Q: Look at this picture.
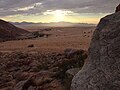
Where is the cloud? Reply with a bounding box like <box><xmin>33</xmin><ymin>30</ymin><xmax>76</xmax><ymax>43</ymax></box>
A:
<box><xmin>0</xmin><ymin>0</ymin><xmax>119</xmax><ymax>17</ymax></box>
<box><xmin>43</xmin><ymin>10</ymin><xmax>75</xmax><ymax>16</ymax></box>
<box><xmin>41</xmin><ymin>0</ymin><xmax>119</xmax><ymax>13</ymax></box>
<box><xmin>0</xmin><ymin>0</ymin><xmax>41</xmax><ymax>9</ymax></box>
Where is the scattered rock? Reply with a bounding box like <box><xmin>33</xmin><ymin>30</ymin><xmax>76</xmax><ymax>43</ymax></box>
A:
<box><xmin>83</xmin><ymin>32</ymin><xmax>86</xmax><ymax>34</ymax></box>
<box><xmin>0</xmin><ymin>49</ymin><xmax>87</xmax><ymax>90</ymax></box>
<box><xmin>14</xmin><ymin>71</ymin><xmax>64</xmax><ymax>90</ymax></box>
<box><xmin>83</xmin><ymin>35</ymin><xmax>86</xmax><ymax>37</ymax></box>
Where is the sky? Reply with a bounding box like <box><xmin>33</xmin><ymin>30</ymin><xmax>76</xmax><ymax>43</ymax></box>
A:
<box><xmin>0</xmin><ymin>0</ymin><xmax>119</xmax><ymax>24</ymax></box>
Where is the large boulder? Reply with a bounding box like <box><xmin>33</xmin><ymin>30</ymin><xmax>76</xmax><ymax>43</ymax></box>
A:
<box><xmin>71</xmin><ymin>12</ymin><xmax>120</xmax><ymax>89</ymax></box>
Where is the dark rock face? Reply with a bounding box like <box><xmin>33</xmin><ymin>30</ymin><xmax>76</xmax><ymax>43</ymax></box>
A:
<box><xmin>115</xmin><ymin>4</ymin><xmax>120</xmax><ymax>12</ymax></box>
<box><xmin>71</xmin><ymin>12</ymin><xmax>120</xmax><ymax>90</ymax></box>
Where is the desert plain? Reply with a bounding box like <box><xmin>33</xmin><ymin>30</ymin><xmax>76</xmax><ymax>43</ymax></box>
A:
<box><xmin>0</xmin><ymin>26</ymin><xmax>95</xmax><ymax>53</ymax></box>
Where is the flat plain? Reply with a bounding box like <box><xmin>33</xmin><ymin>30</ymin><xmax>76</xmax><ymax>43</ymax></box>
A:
<box><xmin>0</xmin><ymin>27</ymin><xmax>95</xmax><ymax>53</ymax></box>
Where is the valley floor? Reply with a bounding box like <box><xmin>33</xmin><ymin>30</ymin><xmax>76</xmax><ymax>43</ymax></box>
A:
<box><xmin>0</xmin><ymin>27</ymin><xmax>95</xmax><ymax>53</ymax></box>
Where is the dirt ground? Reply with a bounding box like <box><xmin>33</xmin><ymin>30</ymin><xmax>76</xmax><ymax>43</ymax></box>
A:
<box><xmin>0</xmin><ymin>27</ymin><xmax>95</xmax><ymax>53</ymax></box>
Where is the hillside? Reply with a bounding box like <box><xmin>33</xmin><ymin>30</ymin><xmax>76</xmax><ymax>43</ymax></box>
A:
<box><xmin>0</xmin><ymin>19</ymin><xmax>29</xmax><ymax>40</ymax></box>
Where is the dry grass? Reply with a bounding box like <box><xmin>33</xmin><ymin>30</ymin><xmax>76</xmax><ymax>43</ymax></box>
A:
<box><xmin>0</xmin><ymin>27</ymin><xmax>95</xmax><ymax>53</ymax></box>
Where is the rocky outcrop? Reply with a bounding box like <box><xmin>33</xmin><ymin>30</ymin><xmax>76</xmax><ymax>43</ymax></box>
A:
<box><xmin>115</xmin><ymin>4</ymin><xmax>120</xmax><ymax>12</ymax></box>
<box><xmin>71</xmin><ymin>12</ymin><xmax>120</xmax><ymax>89</ymax></box>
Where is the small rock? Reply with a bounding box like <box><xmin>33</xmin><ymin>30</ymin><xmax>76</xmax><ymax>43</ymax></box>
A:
<box><xmin>28</xmin><ymin>44</ymin><xmax>34</xmax><ymax>48</ymax></box>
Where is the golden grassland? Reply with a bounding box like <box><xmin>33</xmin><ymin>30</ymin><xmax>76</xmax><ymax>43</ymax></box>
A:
<box><xmin>0</xmin><ymin>27</ymin><xmax>95</xmax><ymax>53</ymax></box>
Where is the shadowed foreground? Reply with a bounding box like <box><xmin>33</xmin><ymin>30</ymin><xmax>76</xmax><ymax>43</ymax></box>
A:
<box><xmin>0</xmin><ymin>49</ymin><xmax>87</xmax><ymax>90</ymax></box>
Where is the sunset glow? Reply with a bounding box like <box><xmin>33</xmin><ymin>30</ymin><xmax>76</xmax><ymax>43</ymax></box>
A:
<box><xmin>0</xmin><ymin>0</ymin><xmax>118</xmax><ymax>24</ymax></box>
<box><xmin>53</xmin><ymin>10</ymin><xmax>65</xmax><ymax>22</ymax></box>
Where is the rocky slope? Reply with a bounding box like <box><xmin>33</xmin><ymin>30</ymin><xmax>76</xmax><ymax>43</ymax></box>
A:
<box><xmin>71</xmin><ymin>10</ymin><xmax>120</xmax><ymax>89</ymax></box>
<box><xmin>0</xmin><ymin>49</ymin><xmax>87</xmax><ymax>90</ymax></box>
<box><xmin>0</xmin><ymin>19</ymin><xmax>29</xmax><ymax>41</ymax></box>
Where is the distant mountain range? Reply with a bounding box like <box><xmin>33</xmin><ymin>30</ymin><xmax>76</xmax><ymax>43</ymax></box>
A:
<box><xmin>0</xmin><ymin>19</ymin><xmax>29</xmax><ymax>41</ymax></box>
<box><xmin>0</xmin><ymin>19</ymin><xmax>96</xmax><ymax>41</ymax></box>
<box><xmin>12</xmin><ymin>21</ymin><xmax>96</xmax><ymax>27</ymax></box>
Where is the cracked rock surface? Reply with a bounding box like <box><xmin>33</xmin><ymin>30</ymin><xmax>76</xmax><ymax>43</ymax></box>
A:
<box><xmin>71</xmin><ymin>12</ymin><xmax>120</xmax><ymax>90</ymax></box>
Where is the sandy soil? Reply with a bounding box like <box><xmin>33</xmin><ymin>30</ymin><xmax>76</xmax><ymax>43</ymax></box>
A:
<box><xmin>0</xmin><ymin>27</ymin><xmax>95</xmax><ymax>53</ymax></box>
